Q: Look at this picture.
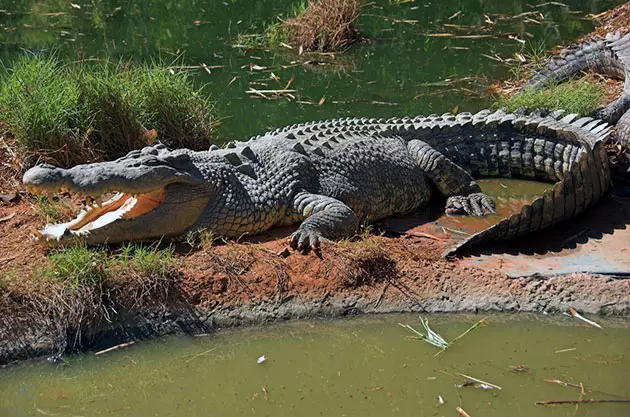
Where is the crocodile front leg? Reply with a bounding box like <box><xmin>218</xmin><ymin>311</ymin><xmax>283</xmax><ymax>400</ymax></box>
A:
<box><xmin>289</xmin><ymin>192</ymin><xmax>360</xmax><ymax>251</ymax></box>
<box><xmin>407</xmin><ymin>139</ymin><xmax>496</xmax><ymax>216</ymax></box>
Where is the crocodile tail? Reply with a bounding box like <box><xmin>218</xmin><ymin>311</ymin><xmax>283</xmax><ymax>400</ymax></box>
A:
<box><xmin>524</xmin><ymin>32</ymin><xmax>626</xmax><ymax>90</ymax></box>
<box><xmin>602</xmin><ymin>33</ymin><xmax>630</xmax><ymax>136</ymax></box>
<box><xmin>443</xmin><ymin>114</ymin><xmax>612</xmax><ymax>258</ymax></box>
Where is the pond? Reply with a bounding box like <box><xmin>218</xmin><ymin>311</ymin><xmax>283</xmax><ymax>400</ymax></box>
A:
<box><xmin>0</xmin><ymin>0</ymin><xmax>621</xmax><ymax>142</ymax></box>
<box><xmin>1</xmin><ymin>314</ymin><xmax>629</xmax><ymax>416</ymax></box>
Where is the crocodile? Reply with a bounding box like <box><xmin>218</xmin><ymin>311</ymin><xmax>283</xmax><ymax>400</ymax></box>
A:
<box><xmin>523</xmin><ymin>31</ymin><xmax>630</xmax><ymax>146</ymax></box>
<box><xmin>22</xmin><ymin>109</ymin><xmax>611</xmax><ymax>257</ymax></box>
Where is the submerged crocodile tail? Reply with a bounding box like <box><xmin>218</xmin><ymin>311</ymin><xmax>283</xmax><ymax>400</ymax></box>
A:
<box><xmin>524</xmin><ymin>32</ymin><xmax>626</xmax><ymax>91</ymax></box>
<box><xmin>443</xmin><ymin>112</ymin><xmax>612</xmax><ymax>258</ymax></box>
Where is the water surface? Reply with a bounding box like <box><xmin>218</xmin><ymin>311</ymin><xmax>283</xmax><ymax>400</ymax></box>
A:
<box><xmin>0</xmin><ymin>0</ymin><xmax>621</xmax><ymax>141</ymax></box>
<box><xmin>1</xmin><ymin>314</ymin><xmax>629</xmax><ymax>416</ymax></box>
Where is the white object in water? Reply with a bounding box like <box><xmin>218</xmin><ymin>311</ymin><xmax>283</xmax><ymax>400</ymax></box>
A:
<box><xmin>257</xmin><ymin>355</ymin><xmax>267</xmax><ymax>364</ymax></box>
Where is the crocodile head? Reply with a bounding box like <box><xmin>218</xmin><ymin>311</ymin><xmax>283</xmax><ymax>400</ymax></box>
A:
<box><xmin>22</xmin><ymin>144</ymin><xmax>211</xmax><ymax>245</ymax></box>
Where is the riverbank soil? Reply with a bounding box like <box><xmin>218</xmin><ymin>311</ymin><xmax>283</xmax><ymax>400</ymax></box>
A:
<box><xmin>2</xmin><ymin>5</ymin><xmax>630</xmax><ymax>363</ymax></box>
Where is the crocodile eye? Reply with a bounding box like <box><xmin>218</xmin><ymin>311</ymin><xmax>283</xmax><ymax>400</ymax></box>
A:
<box><xmin>164</xmin><ymin>153</ymin><xmax>191</xmax><ymax>167</ymax></box>
<box><xmin>142</xmin><ymin>157</ymin><xmax>162</xmax><ymax>166</ymax></box>
<box><xmin>120</xmin><ymin>150</ymin><xmax>141</xmax><ymax>161</ymax></box>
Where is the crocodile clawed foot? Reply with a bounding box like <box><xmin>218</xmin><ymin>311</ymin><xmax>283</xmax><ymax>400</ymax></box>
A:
<box><xmin>289</xmin><ymin>229</ymin><xmax>325</xmax><ymax>253</ymax></box>
<box><xmin>445</xmin><ymin>193</ymin><xmax>496</xmax><ymax>216</ymax></box>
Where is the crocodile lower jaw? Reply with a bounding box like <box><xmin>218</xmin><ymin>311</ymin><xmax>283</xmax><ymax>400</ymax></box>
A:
<box><xmin>35</xmin><ymin>188</ymin><xmax>166</xmax><ymax>242</ymax></box>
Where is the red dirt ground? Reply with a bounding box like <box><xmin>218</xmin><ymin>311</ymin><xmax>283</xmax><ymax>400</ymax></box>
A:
<box><xmin>2</xmin><ymin>181</ymin><xmax>629</xmax><ymax>320</ymax></box>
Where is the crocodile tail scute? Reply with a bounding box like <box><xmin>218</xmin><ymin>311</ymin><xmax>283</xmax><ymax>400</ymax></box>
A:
<box><xmin>524</xmin><ymin>33</ymin><xmax>625</xmax><ymax>91</ymax></box>
<box><xmin>443</xmin><ymin>116</ymin><xmax>612</xmax><ymax>258</ymax></box>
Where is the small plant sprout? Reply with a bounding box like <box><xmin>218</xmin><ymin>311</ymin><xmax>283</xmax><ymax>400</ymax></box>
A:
<box><xmin>399</xmin><ymin>316</ymin><xmax>487</xmax><ymax>355</ymax></box>
<box><xmin>399</xmin><ymin>317</ymin><xmax>449</xmax><ymax>349</ymax></box>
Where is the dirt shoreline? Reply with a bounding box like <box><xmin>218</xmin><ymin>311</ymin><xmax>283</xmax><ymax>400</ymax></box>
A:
<box><xmin>3</xmin><ymin>6</ymin><xmax>630</xmax><ymax>365</ymax></box>
<box><xmin>3</xmin><ymin>273</ymin><xmax>629</xmax><ymax>364</ymax></box>
<box><xmin>2</xmin><ymin>223</ymin><xmax>629</xmax><ymax>364</ymax></box>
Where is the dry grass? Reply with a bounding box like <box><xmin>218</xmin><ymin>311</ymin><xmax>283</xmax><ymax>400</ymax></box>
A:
<box><xmin>284</xmin><ymin>0</ymin><xmax>360</xmax><ymax>52</ymax></box>
<box><xmin>0</xmin><ymin>244</ymin><xmax>179</xmax><ymax>356</ymax></box>
<box><xmin>329</xmin><ymin>236</ymin><xmax>398</xmax><ymax>288</ymax></box>
<box><xmin>206</xmin><ymin>247</ymin><xmax>256</xmax><ymax>291</ymax></box>
<box><xmin>0</xmin><ymin>136</ymin><xmax>21</xmax><ymax>192</ymax></box>
<box><xmin>590</xmin><ymin>3</ymin><xmax>630</xmax><ymax>38</ymax></box>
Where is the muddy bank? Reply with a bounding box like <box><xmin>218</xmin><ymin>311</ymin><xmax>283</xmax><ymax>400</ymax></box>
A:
<box><xmin>2</xmin><ymin>207</ymin><xmax>629</xmax><ymax>364</ymax></box>
<box><xmin>3</xmin><ymin>270</ymin><xmax>628</xmax><ymax>364</ymax></box>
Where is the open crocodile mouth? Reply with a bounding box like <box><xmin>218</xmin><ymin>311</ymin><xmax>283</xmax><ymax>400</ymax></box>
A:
<box><xmin>37</xmin><ymin>188</ymin><xmax>166</xmax><ymax>241</ymax></box>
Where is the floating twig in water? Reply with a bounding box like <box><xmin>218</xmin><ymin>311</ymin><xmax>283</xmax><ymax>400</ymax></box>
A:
<box><xmin>94</xmin><ymin>341</ymin><xmax>135</xmax><ymax>356</ymax></box>
<box><xmin>544</xmin><ymin>379</ymin><xmax>587</xmax><ymax>390</ymax></box>
<box><xmin>245</xmin><ymin>88</ymin><xmax>297</xmax><ymax>94</ymax></box>
<box><xmin>184</xmin><ymin>347</ymin><xmax>217</xmax><ymax>363</ymax></box>
<box><xmin>533</xmin><ymin>1</ymin><xmax>568</xmax><ymax>8</ymax></box>
<box><xmin>457</xmin><ymin>373</ymin><xmax>502</xmax><ymax>390</ymax></box>
<box><xmin>536</xmin><ymin>399</ymin><xmax>630</xmax><ymax>406</ymax></box>
<box><xmin>569</xmin><ymin>307</ymin><xmax>603</xmax><ymax>329</ymax></box>
<box><xmin>363</xmin><ymin>13</ymin><xmax>418</xmax><ymax>24</ymax></box>
<box><xmin>456</xmin><ymin>406</ymin><xmax>472</xmax><ymax>417</ymax></box>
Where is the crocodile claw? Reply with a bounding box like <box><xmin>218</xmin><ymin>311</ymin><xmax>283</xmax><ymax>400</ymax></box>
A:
<box><xmin>445</xmin><ymin>193</ymin><xmax>496</xmax><ymax>216</ymax></box>
<box><xmin>289</xmin><ymin>229</ymin><xmax>324</xmax><ymax>252</ymax></box>
<box><xmin>289</xmin><ymin>229</ymin><xmax>326</xmax><ymax>253</ymax></box>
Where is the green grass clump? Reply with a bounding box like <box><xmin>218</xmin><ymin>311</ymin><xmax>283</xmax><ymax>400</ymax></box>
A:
<box><xmin>136</xmin><ymin>67</ymin><xmax>215</xmax><ymax>149</ymax></box>
<box><xmin>508</xmin><ymin>40</ymin><xmax>550</xmax><ymax>81</ymax></box>
<box><xmin>116</xmin><ymin>243</ymin><xmax>176</xmax><ymax>279</ymax></box>
<box><xmin>0</xmin><ymin>54</ymin><xmax>94</xmax><ymax>166</ymax></box>
<box><xmin>0</xmin><ymin>54</ymin><xmax>216</xmax><ymax>167</ymax></box>
<box><xmin>21</xmin><ymin>243</ymin><xmax>178</xmax><ymax>352</ymax></box>
<box><xmin>41</xmin><ymin>243</ymin><xmax>176</xmax><ymax>290</ymax></box>
<box><xmin>34</xmin><ymin>196</ymin><xmax>73</xmax><ymax>223</ymax></box>
<box><xmin>493</xmin><ymin>80</ymin><xmax>604</xmax><ymax>116</ymax></box>
<box><xmin>77</xmin><ymin>65</ymin><xmax>148</xmax><ymax>157</ymax></box>
<box><xmin>234</xmin><ymin>22</ymin><xmax>292</xmax><ymax>50</ymax></box>
<box><xmin>44</xmin><ymin>245</ymin><xmax>108</xmax><ymax>288</ymax></box>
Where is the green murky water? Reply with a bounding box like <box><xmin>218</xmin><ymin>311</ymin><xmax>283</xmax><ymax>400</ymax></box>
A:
<box><xmin>1</xmin><ymin>315</ymin><xmax>629</xmax><ymax>416</ymax></box>
<box><xmin>0</xmin><ymin>0</ymin><xmax>621</xmax><ymax>141</ymax></box>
